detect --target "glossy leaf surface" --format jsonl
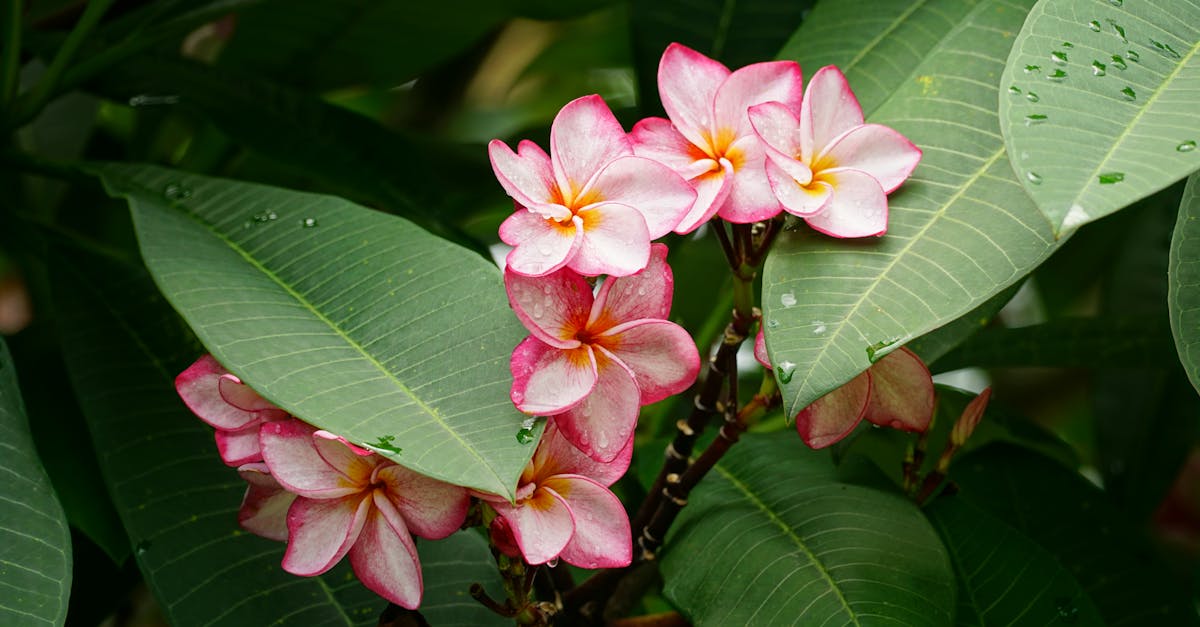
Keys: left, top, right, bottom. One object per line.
{"left": 1170, "top": 173, "right": 1200, "bottom": 394}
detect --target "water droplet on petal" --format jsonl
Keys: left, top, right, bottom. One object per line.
{"left": 1178, "top": 140, "right": 1197, "bottom": 153}
{"left": 532, "top": 303, "right": 544, "bottom": 318}
{"left": 1099, "top": 172, "right": 1125, "bottom": 184}
{"left": 1121, "top": 86, "right": 1136, "bottom": 100}
{"left": 775, "top": 361, "right": 796, "bottom": 384}
{"left": 780, "top": 291, "right": 797, "bottom": 307}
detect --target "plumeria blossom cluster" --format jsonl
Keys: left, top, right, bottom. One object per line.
{"left": 176, "top": 356, "right": 469, "bottom": 610}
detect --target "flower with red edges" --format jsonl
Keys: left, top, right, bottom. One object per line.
{"left": 630, "top": 43, "right": 803, "bottom": 232}
{"left": 505, "top": 244, "right": 699, "bottom": 461}
{"left": 176, "top": 354, "right": 288, "bottom": 466}
{"left": 490, "top": 94, "right": 696, "bottom": 277}
{"left": 479, "top": 420, "right": 631, "bottom": 568}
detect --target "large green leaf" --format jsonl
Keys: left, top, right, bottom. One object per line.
{"left": 0, "top": 339, "right": 72, "bottom": 627}
{"left": 51, "top": 249, "right": 384, "bottom": 626}
{"left": 1000, "top": 0, "right": 1200, "bottom": 233}
{"left": 953, "top": 444, "right": 1198, "bottom": 625}
{"left": 764, "top": 0, "right": 1061, "bottom": 416}
{"left": 661, "top": 435, "right": 955, "bottom": 626}
{"left": 95, "top": 164, "right": 534, "bottom": 497}
{"left": 926, "top": 497, "right": 1103, "bottom": 626}
{"left": 1170, "top": 173, "right": 1200, "bottom": 394}
{"left": 417, "top": 531, "right": 508, "bottom": 626}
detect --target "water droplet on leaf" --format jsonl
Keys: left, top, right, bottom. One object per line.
{"left": 1024, "top": 64, "right": 1041, "bottom": 73}
{"left": 300, "top": 217, "right": 318, "bottom": 228}
{"left": 780, "top": 291, "right": 797, "bottom": 307}
{"left": 1047, "top": 69, "right": 1068, "bottom": 81}
{"left": 1088, "top": 20, "right": 1102, "bottom": 32}
{"left": 1099, "top": 171, "right": 1125, "bottom": 184}
{"left": 1026, "top": 171, "right": 1044, "bottom": 185}
{"left": 1121, "top": 86, "right": 1136, "bottom": 100}
{"left": 516, "top": 429, "right": 536, "bottom": 445}
{"left": 1051, "top": 50, "right": 1069, "bottom": 64}
{"left": 1178, "top": 140, "right": 1197, "bottom": 153}
{"left": 1151, "top": 39, "right": 1181, "bottom": 58}
{"left": 1008, "top": 85, "right": 1022, "bottom": 95}
{"left": 1091, "top": 60, "right": 1106, "bottom": 76}
{"left": 1024, "top": 113, "right": 1048, "bottom": 126}
{"left": 163, "top": 182, "right": 192, "bottom": 200}
{"left": 775, "top": 361, "right": 796, "bottom": 384}
{"left": 1106, "top": 20, "right": 1126, "bottom": 42}
{"left": 1055, "top": 597, "right": 1080, "bottom": 623}
{"left": 766, "top": 319, "right": 780, "bottom": 329}
{"left": 1025, "top": 91, "right": 1040, "bottom": 102}
{"left": 1110, "top": 55, "right": 1127, "bottom": 70}
{"left": 1126, "top": 49, "right": 1140, "bottom": 62}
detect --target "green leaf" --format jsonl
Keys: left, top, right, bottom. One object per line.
{"left": 931, "top": 315, "right": 1176, "bottom": 372}
{"left": 51, "top": 249, "right": 384, "bottom": 626}
{"left": 94, "top": 164, "right": 534, "bottom": 497}
{"left": 661, "top": 435, "right": 955, "bottom": 626}
{"left": 765, "top": 0, "right": 1061, "bottom": 416}
{"left": 0, "top": 339, "right": 72, "bottom": 627}
{"left": 925, "top": 497, "right": 1104, "bottom": 626}
{"left": 1170, "top": 173, "right": 1200, "bottom": 394}
{"left": 953, "top": 443, "right": 1199, "bottom": 625}
{"left": 417, "top": 531, "right": 508, "bottom": 626}
{"left": 1000, "top": 0, "right": 1200, "bottom": 233}
{"left": 906, "top": 281, "right": 1022, "bottom": 365}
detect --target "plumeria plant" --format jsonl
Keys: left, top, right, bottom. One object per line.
{"left": 2, "top": 1, "right": 1199, "bottom": 626}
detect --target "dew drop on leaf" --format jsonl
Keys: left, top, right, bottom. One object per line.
{"left": 1051, "top": 50, "right": 1069, "bottom": 64}
{"left": 1088, "top": 20, "right": 1102, "bottom": 32}
{"left": 1024, "top": 114, "right": 1048, "bottom": 126}
{"left": 1150, "top": 39, "right": 1181, "bottom": 59}
{"left": 300, "top": 217, "right": 318, "bottom": 228}
{"left": 1121, "top": 86, "right": 1136, "bottom": 100}
{"left": 1099, "top": 172, "right": 1125, "bottom": 184}
{"left": 775, "top": 361, "right": 796, "bottom": 384}
{"left": 1107, "top": 0, "right": 1122, "bottom": 6}
{"left": 1106, "top": 20, "right": 1126, "bottom": 43}
{"left": 1126, "top": 49, "right": 1140, "bottom": 62}
{"left": 1047, "top": 69, "right": 1068, "bottom": 81}
{"left": 1008, "top": 85, "right": 1022, "bottom": 95}
{"left": 163, "top": 182, "right": 192, "bottom": 200}
{"left": 780, "top": 291, "right": 797, "bottom": 307}
{"left": 766, "top": 318, "right": 780, "bottom": 329}
{"left": 1091, "top": 60, "right": 1106, "bottom": 76}
{"left": 1055, "top": 597, "right": 1080, "bottom": 623}
{"left": 1110, "top": 55, "right": 1127, "bottom": 70}
{"left": 1025, "top": 91, "right": 1040, "bottom": 102}
{"left": 1179, "top": 140, "right": 1197, "bottom": 153}
{"left": 1024, "top": 64, "right": 1041, "bottom": 73}
{"left": 1026, "top": 171, "right": 1044, "bottom": 185}
{"left": 516, "top": 429, "right": 536, "bottom": 445}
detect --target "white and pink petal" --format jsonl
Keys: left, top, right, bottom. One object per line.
{"left": 803, "top": 169, "right": 888, "bottom": 238}
{"left": 260, "top": 420, "right": 365, "bottom": 498}
{"left": 176, "top": 355, "right": 260, "bottom": 431}
{"left": 555, "top": 349, "right": 642, "bottom": 462}
{"left": 490, "top": 488, "right": 575, "bottom": 565}
{"left": 500, "top": 210, "right": 581, "bottom": 278}
{"left": 801, "top": 66, "right": 866, "bottom": 158}
{"left": 375, "top": 463, "right": 470, "bottom": 540}
{"left": 657, "top": 43, "right": 730, "bottom": 149}
{"left": 504, "top": 265, "right": 593, "bottom": 348}
{"left": 281, "top": 494, "right": 371, "bottom": 576}
{"left": 349, "top": 495, "right": 423, "bottom": 609}
{"left": 600, "top": 320, "right": 699, "bottom": 406}
{"left": 568, "top": 204, "right": 652, "bottom": 278}
{"left": 587, "top": 157, "right": 695, "bottom": 239}
{"left": 589, "top": 243, "right": 674, "bottom": 329}
{"left": 510, "top": 338, "right": 597, "bottom": 416}
{"left": 543, "top": 476, "right": 631, "bottom": 569}
{"left": 818, "top": 124, "right": 922, "bottom": 193}
{"left": 550, "top": 95, "right": 632, "bottom": 203}
{"left": 713, "top": 60, "right": 803, "bottom": 138}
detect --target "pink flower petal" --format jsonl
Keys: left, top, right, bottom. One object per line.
{"left": 587, "top": 156, "right": 695, "bottom": 238}
{"left": 754, "top": 328, "right": 770, "bottom": 369}
{"left": 749, "top": 102, "right": 814, "bottom": 185}
{"left": 260, "top": 420, "right": 366, "bottom": 498}
{"left": 237, "top": 463, "right": 295, "bottom": 542}
{"left": 657, "top": 43, "right": 730, "bottom": 149}
{"left": 803, "top": 169, "right": 888, "bottom": 238}
{"left": 217, "top": 373, "right": 276, "bottom": 413}
{"left": 504, "top": 266, "right": 592, "bottom": 349}
{"left": 766, "top": 159, "right": 832, "bottom": 218}
{"left": 550, "top": 95, "right": 632, "bottom": 202}
{"left": 556, "top": 350, "right": 641, "bottom": 462}
{"left": 675, "top": 161, "right": 733, "bottom": 234}
{"left": 819, "top": 124, "right": 922, "bottom": 193}
{"left": 281, "top": 494, "right": 370, "bottom": 576}
{"left": 863, "top": 347, "right": 933, "bottom": 433}
{"left": 568, "top": 203, "right": 652, "bottom": 277}
{"left": 499, "top": 209, "right": 581, "bottom": 278}
{"left": 215, "top": 424, "right": 265, "bottom": 466}
{"left": 713, "top": 60, "right": 803, "bottom": 139}
{"left": 589, "top": 244, "right": 673, "bottom": 329}
{"left": 375, "top": 463, "right": 469, "bottom": 540}
{"left": 629, "top": 117, "right": 717, "bottom": 180}
{"left": 543, "top": 476, "right": 631, "bottom": 568}
{"left": 716, "top": 136, "right": 781, "bottom": 223}
{"left": 796, "top": 371, "right": 871, "bottom": 449}
{"left": 314, "top": 430, "right": 373, "bottom": 456}
{"left": 488, "top": 139, "right": 568, "bottom": 219}
{"left": 531, "top": 419, "right": 632, "bottom": 488}
{"left": 510, "top": 337, "right": 597, "bottom": 415}
{"left": 176, "top": 355, "right": 260, "bottom": 431}
{"left": 349, "top": 494, "right": 423, "bottom": 609}
{"left": 313, "top": 434, "right": 378, "bottom": 484}
{"left": 801, "top": 66, "right": 865, "bottom": 159}
{"left": 601, "top": 320, "right": 699, "bottom": 405}
{"left": 490, "top": 487, "right": 575, "bottom": 565}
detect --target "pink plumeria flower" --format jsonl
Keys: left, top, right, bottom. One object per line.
{"left": 236, "top": 463, "right": 296, "bottom": 542}
{"left": 479, "top": 420, "right": 632, "bottom": 568}
{"left": 755, "top": 331, "right": 933, "bottom": 448}
{"left": 176, "top": 354, "right": 288, "bottom": 466}
{"left": 747, "top": 66, "right": 922, "bottom": 238}
{"left": 490, "top": 94, "right": 696, "bottom": 277}
{"left": 260, "top": 420, "right": 470, "bottom": 609}
{"left": 630, "top": 43, "right": 803, "bottom": 232}
{"left": 506, "top": 244, "right": 700, "bottom": 461}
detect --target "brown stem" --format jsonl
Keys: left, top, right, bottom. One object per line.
{"left": 471, "top": 584, "right": 517, "bottom": 618}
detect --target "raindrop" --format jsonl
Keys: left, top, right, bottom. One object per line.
{"left": 1047, "top": 69, "right": 1068, "bottom": 81}
{"left": 780, "top": 291, "right": 797, "bottom": 307}
{"left": 1150, "top": 39, "right": 1181, "bottom": 59}
{"left": 1051, "top": 50, "right": 1069, "bottom": 64}
{"left": 1088, "top": 20, "right": 1102, "bottom": 32}
{"left": 1120, "top": 86, "right": 1136, "bottom": 100}
{"left": 766, "top": 318, "right": 780, "bottom": 329}
{"left": 1026, "top": 171, "right": 1044, "bottom": 185}
{"left": 1178, "top": 140, "right": 1197, "bottom": 153}
{"left": 1024, "top": 64, "right": 1041, "bottom": 73}
{"left": 242, "top": 221, "right": 252, "bottom": 229}
{"left": 1008, "top": 85, "right": 1022, "bottom": 95}
{"left": 163, "top": 182, "right": 192, "bottom": 200}
{"left": 1107, "top": 20, "right": 1127, "bottom": 42}
{"left": 532, "top": 303, "right": 544, "bottom": 318}
{"left": 1099, "top": 172, "right": 1125, "bottom": 184}
{"left": 1055, "top": 597, "right": 1081, "bottom": 623}
{"left": 812, "top": 321, "right": 827, "bottom": 335}
{"left": 1024, "top": 113, "right": 1048, "bottom": 126}
{"left": 1061, "top": 42, "right": 1074, "bottom": 49}
{"left": 1025, "top": 91, "right": 1040, "bottom": 103}
{"left": 775, "top": 361, "right": 796, "bottom": 384}
{"left": 1126, "top": 49, "right": 1140, "bottom": 62}
{"left": 1091, "top": 60, "right": 1107, "bottom": 76}
{"left": 300, "top": 217, "right": 318, "bottom": 228}
{"left": 252, "top": 211, "right": 278, "bottom": 223}
{"left": 546, "top": 557, "right": 560, "bottom": 568}
{"left": 515, "top": 429, "right": 536, "bottom": 445}
{"left": 135, "top": 540, "right": 152, "bottom": 556}
{"left": 1110, "top": 55, "right": 1127, "bottom": 70}
{"left": 520, "top": 416, "right": 537, "bottom": 430}
{"left": 1107, "top": 0, "right": 1122, "bottom": 6}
